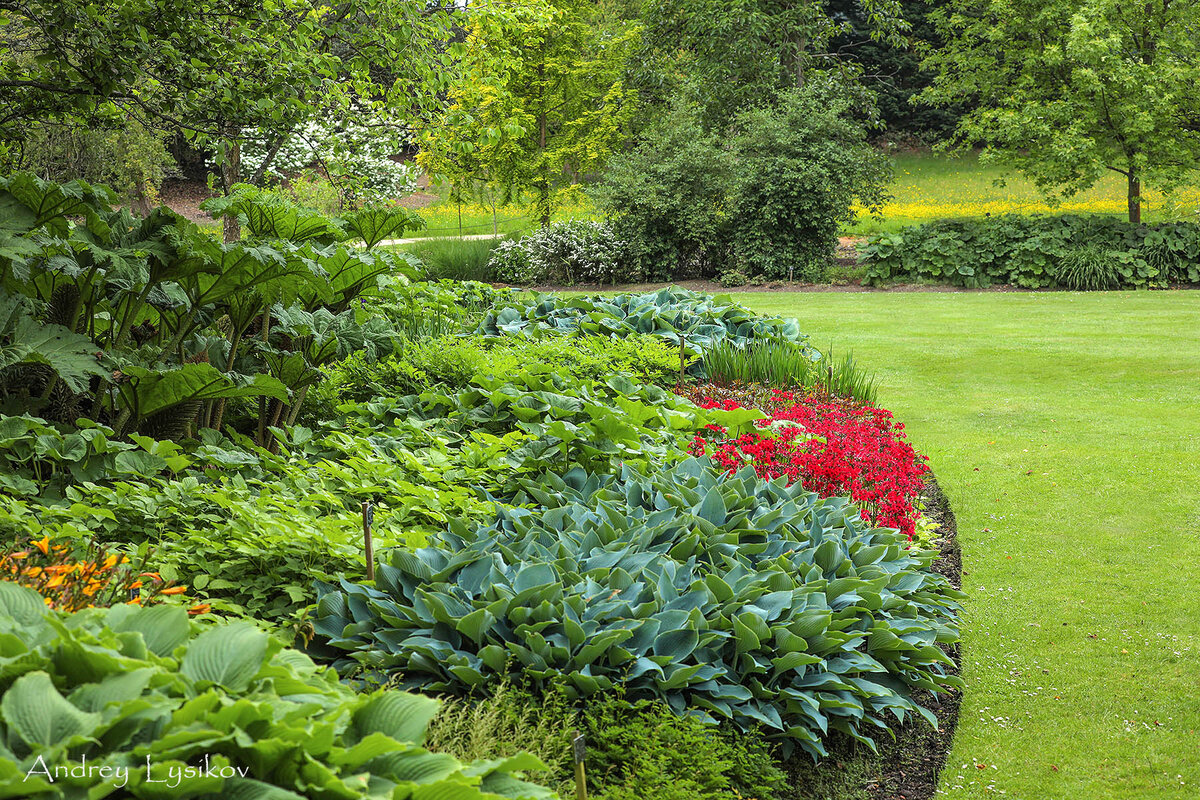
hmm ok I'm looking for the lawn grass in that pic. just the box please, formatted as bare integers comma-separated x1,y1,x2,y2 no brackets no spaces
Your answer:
738,291,1200,799
411,194,597,239
848,152,1200,235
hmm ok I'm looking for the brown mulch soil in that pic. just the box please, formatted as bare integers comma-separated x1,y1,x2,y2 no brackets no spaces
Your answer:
159,179,217,224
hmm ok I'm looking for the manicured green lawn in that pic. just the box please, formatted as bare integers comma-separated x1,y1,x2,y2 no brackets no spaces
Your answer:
740,291,1200,799
848,152,1200,235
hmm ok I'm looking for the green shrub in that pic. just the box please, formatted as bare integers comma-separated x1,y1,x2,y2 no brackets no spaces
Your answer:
861,213,1200,288
584,698,790,800
0,581,552,800
426,682,578,798
476,287,814,373
314,457,964,759
728,83,890,282
590,106,735,281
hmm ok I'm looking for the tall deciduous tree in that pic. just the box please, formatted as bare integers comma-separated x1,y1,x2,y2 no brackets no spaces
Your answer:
639,0,907,129
0,0,461,238
923,0,1200,223
418,0,640,228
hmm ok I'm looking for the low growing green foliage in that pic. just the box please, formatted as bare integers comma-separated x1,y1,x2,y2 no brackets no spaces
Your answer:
309,332,685,416
476,287,813,371
861,213,1200,288
314,457,964,759
583,697,790,800
0,581,552,800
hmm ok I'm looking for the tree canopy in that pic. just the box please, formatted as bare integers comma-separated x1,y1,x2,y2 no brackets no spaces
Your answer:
923,0,1200,222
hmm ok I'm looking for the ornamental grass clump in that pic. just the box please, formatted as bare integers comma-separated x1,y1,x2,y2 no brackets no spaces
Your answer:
314,457,963,759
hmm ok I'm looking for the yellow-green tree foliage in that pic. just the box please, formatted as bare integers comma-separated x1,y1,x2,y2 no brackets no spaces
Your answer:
419,1,640,228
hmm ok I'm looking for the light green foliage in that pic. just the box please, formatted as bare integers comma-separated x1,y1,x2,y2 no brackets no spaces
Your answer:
314,457,963,759
923,0,1200,221
311,333,684,416
861,214,1200,287
400,371,759,478
426,685,790,800
584,698,790,800
419,0,640,227
739,291,1200,798
0,412,507,618
0,582,552,800
405,237,511,283
476,288,811,370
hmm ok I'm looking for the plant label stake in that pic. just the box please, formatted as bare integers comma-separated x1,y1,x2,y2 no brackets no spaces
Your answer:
362,502,375,582
678,333,687,389
572,731,587,800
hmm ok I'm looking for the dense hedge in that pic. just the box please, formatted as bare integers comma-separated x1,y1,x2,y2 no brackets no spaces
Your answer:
862,214,1200,288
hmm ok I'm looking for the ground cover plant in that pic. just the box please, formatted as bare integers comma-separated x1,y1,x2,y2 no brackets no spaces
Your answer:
475,288,812,370
861,213,1200,288
684,386,930,540
314,457,963,758
740,291,1200,799
0,581,552,799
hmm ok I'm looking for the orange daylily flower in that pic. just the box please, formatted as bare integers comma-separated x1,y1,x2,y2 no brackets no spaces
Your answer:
188,603,211,615
160,586,188,595
34,537,50,555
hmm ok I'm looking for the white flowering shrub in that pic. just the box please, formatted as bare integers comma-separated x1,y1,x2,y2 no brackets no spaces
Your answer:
211,118,420,200
489,220,636,286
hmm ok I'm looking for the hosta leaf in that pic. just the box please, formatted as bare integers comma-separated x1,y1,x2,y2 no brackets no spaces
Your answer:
2,671,100,748
180,622,268,692
352,691,440,745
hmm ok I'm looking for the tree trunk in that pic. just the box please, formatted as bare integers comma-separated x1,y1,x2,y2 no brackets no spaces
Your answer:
220,135,242,243
1128,169,1141,225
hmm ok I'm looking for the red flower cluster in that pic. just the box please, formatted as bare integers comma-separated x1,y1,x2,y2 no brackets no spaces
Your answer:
684,386,928,539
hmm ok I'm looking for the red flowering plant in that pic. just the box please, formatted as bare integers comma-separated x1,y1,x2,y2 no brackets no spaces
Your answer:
681,383,930,539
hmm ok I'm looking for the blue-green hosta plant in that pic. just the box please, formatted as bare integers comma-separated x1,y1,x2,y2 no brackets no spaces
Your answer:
475,287,816,372
0,581,552,800
314,458,965,759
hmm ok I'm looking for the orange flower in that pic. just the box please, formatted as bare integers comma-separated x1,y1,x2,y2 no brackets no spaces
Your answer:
188,603,211,615
159,586,188,595
126,596,143,605
138,572,162,582
34,537,50,555
102,554,121,570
